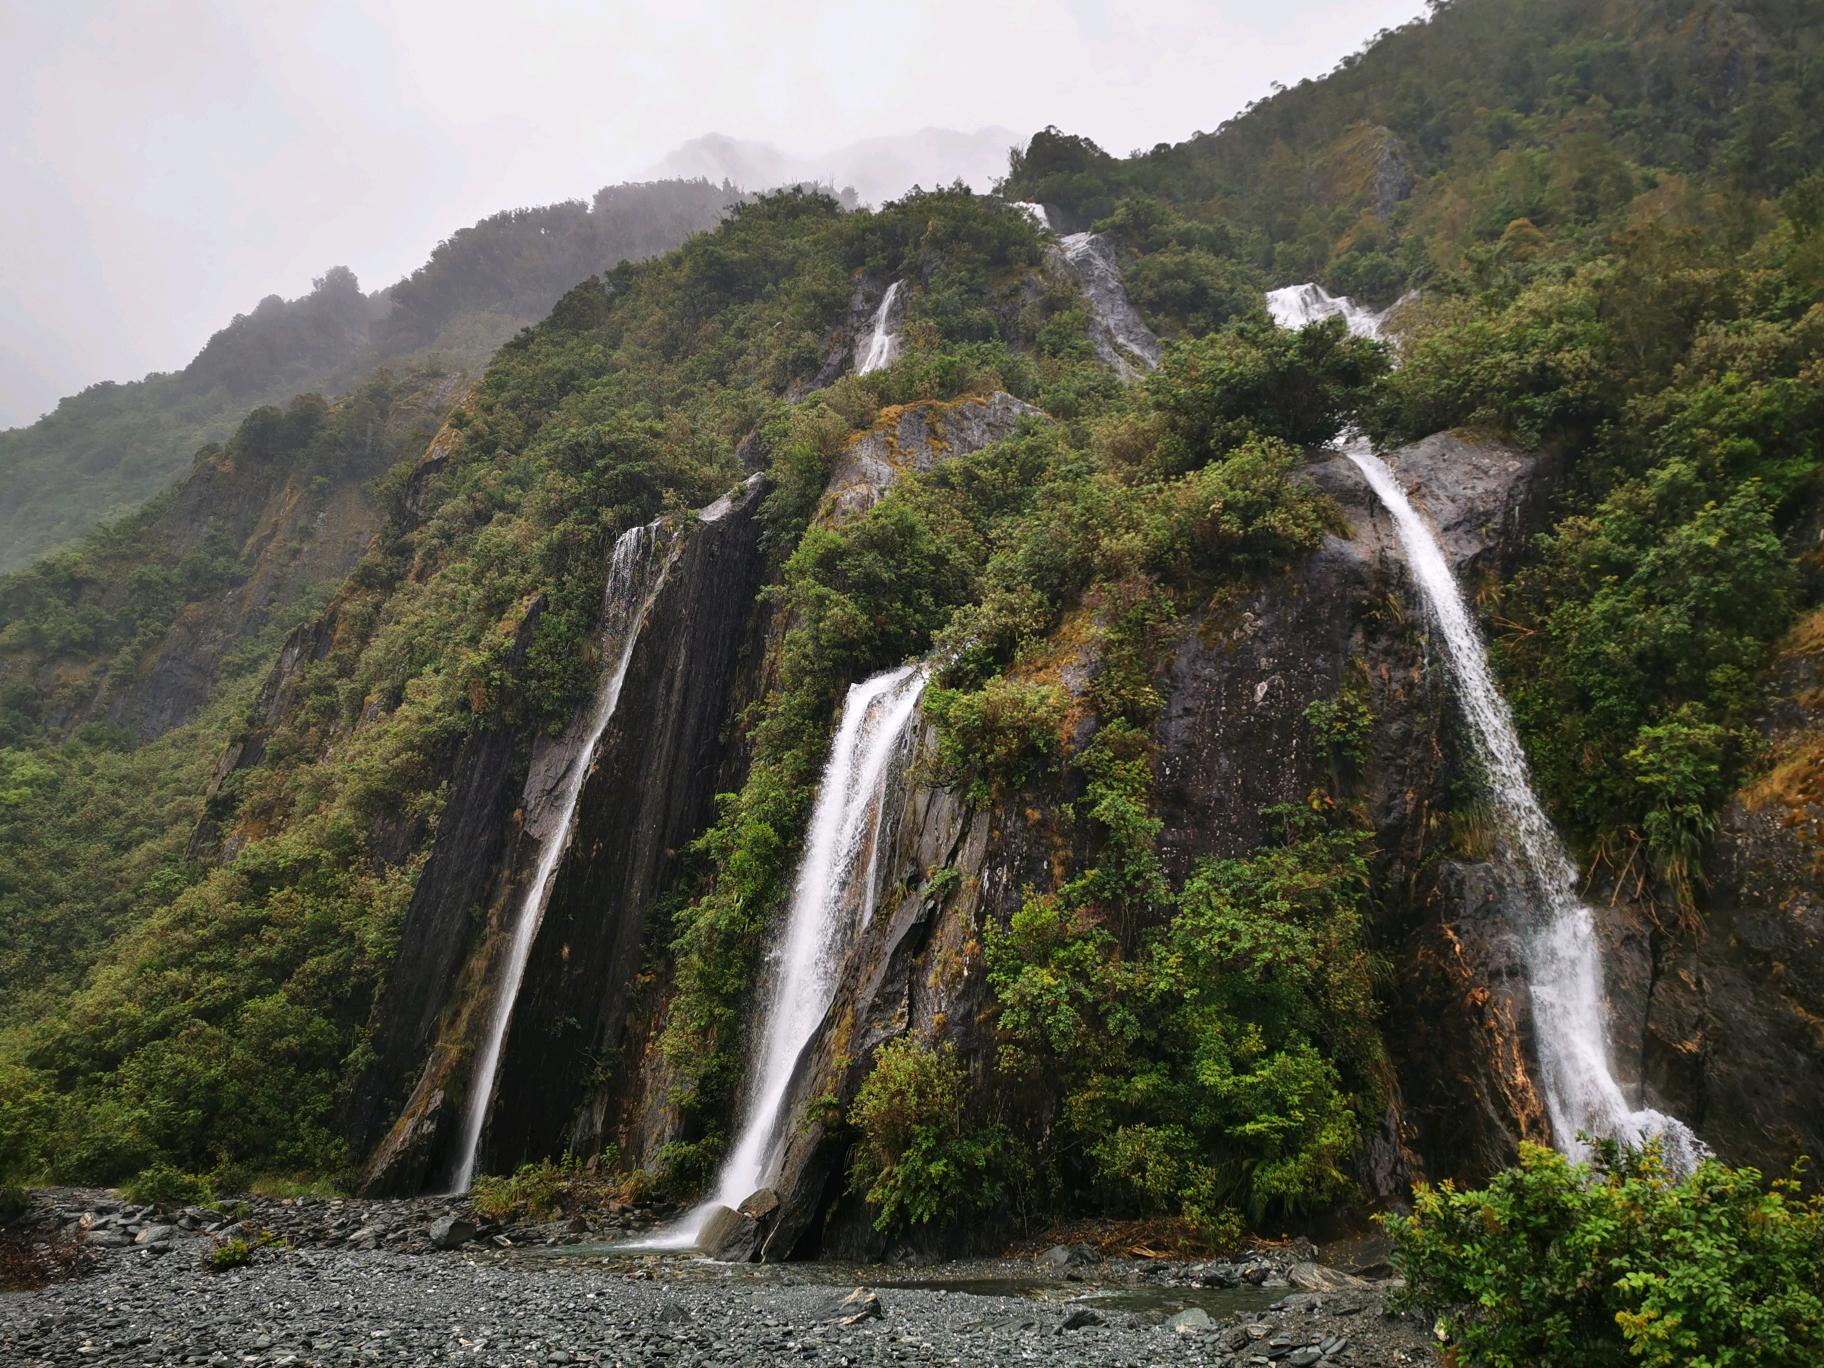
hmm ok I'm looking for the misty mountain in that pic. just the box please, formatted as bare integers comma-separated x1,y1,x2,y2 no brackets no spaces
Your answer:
648,125,1022,205
0,178,742,575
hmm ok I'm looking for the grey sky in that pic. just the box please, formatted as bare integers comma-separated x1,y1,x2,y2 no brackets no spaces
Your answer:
0,0,1427,429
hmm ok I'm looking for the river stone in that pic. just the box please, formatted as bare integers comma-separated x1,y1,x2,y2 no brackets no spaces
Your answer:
696,1204,761,1262
1167,1308,1214,1334
1038,1242,1098,1269
1287,1261,1371,1293
134,1224,175,1246
737,1188,780,1222
427,1215,475,1249
821,1287,883,1326
1057,1307,1104,1332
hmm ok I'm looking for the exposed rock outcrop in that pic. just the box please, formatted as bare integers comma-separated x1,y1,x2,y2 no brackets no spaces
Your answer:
818,392,1044,525
746,432,1564,1258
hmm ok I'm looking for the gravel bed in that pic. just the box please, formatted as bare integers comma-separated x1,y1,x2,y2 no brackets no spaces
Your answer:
2,1193,1436,1366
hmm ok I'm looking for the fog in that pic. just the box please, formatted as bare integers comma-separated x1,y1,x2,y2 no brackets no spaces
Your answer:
0,0,1426,428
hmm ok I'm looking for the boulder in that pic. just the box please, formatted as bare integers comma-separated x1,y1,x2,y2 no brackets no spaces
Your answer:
1167,1308,1214,1334
737,1187,780,1222
1038,1242,1099,1270
821,1288,883,1326
1056,1307,1104,1332
134,1224,175,1246
1287,1261,1372,1293
428,1215,476,1249
696,1204,761,1262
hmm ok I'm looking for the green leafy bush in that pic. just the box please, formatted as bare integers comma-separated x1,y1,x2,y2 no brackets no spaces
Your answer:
986,805,1382,1229
847,1039,1022,1233
1384,1141,1824,1368
121,1162,213,1209
206,1238,252,1271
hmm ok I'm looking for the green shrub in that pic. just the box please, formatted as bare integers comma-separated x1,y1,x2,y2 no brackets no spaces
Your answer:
1384,1141,1824,1368
986,805,1381,1229
206,1238,252,1271
847,1039,1023,1234
121,1163,213,1209
924,678,1069,801
470,1157,575,1222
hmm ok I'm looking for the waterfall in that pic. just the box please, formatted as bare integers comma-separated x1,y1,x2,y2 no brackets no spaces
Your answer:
656,661,928,1247
1060,232,1161,375
1267,280,1701,1169
1011,201,1052,231
448,516,682,1192
1344,449,1702,1171
1265,281,1384,339
856,281,902,375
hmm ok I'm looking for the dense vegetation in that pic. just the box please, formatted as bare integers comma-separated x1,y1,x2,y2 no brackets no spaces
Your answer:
1003,0,1824,900
0,179,738,573
1387,1141,1824,1366
0,5,1817,1327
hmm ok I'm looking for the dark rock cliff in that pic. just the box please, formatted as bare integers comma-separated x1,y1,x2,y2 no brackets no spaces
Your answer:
357,480,770,1192
485,481,771,1171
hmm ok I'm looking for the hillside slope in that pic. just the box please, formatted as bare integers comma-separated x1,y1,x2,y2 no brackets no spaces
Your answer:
0,179,739,573
0,0,1817,1268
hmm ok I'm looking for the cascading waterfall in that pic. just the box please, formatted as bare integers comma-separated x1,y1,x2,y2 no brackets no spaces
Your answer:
1266,279,1701,1169
1345,449,1702,1172
654,661,929,1247
855,281,902,374
448,516,683,1192
1265,281,1384,339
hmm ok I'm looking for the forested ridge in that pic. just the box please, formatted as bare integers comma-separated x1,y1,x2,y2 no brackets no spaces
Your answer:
0,179,741,573
1,1,1821,1360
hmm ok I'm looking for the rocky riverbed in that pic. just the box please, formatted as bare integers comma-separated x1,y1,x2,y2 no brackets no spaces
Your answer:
2,1192,1437,1366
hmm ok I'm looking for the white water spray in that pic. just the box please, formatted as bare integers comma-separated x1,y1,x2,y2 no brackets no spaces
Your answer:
449,517,682,1192
1011,201,1052,231
1264,279,1701,1169
653,662,928,1247
856,281,902,374
1265,281,1385,339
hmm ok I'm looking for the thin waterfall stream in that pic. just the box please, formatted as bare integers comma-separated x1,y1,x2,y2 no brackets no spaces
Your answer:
1269,280,1701,1169
650,661,929,1248
449,514,685,1192
856,281,902,375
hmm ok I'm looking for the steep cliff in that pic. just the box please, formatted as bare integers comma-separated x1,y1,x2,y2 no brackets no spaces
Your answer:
357,479,771,1192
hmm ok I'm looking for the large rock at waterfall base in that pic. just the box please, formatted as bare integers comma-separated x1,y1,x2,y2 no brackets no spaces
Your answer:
737,1187,780,1222
428,1215,476,1249
696,1204,762,1262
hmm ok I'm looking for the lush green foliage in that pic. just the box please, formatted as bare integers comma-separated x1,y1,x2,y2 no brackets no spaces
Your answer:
847,1039,1020,1233
1365,188,1822,891
986,806,1382,1230
660,306,1351,1117
121,1162,214,1209
1386,1142,1824,1367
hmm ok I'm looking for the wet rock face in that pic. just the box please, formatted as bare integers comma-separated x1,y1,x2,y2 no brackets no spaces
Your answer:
747,434,1562,1255
1053,233,1162,378
484,480,770,1171
1618,630,1824,1175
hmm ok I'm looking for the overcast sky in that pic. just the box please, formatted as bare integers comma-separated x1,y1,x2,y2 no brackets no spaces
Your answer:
0,0,1428,429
